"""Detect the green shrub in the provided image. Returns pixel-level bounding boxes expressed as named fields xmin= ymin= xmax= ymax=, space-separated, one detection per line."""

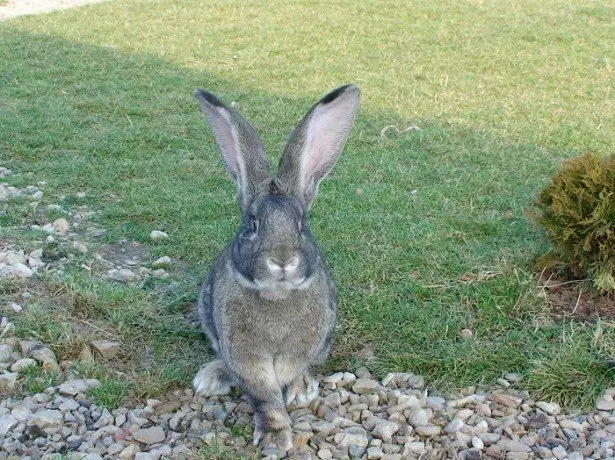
xmin=534 ymin=152 xmax=615 ymax=292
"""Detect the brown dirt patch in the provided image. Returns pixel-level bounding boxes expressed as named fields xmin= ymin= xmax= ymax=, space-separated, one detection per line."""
xmin=540 ymin=269 xmax=615 ymax=321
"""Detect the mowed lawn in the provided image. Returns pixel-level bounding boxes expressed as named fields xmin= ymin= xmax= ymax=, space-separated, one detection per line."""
xmin=1 ymin=0 xmax=614 ymax=408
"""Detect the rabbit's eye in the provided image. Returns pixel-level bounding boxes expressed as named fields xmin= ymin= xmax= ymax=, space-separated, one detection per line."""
xmin=247 ymin=215 xmax=258 ymax=233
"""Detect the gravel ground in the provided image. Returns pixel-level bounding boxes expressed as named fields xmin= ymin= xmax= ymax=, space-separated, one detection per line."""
xmin=2 ymin=337 xmax=615 ymax=460
xmin=0 ymin=0 xmax=106 ymax=21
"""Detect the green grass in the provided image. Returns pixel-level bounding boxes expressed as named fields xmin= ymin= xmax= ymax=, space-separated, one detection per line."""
xmin=1 ymin=0 xmax=614 ymax=409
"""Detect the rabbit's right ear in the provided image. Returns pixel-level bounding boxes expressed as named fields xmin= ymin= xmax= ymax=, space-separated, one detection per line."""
xmin=194 ymin=89 xmax=272 ymax=212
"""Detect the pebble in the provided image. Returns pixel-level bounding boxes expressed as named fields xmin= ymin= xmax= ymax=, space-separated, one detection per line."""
xmin=52 ymin=218 xmax=70 ymax=233
xmin=149 ymin=230 xmax=168 ymax=241
xmin=90 ymin=340 xmax=120 ymax=359
xmin=132 ymin=426 xmax=165 ymax=444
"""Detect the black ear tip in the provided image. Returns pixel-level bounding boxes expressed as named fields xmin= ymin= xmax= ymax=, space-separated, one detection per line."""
xmin=321 ymin=84 xmax=360 ymax=104
xmin=193 ymin=89 xmax=225 ymax=107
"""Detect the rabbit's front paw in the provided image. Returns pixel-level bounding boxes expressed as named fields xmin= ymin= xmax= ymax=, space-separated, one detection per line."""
xmin=284 ymin=372 xmax=319 ymax=408
xmin=193 ymin=360 xmax=232 ymax=396
xmin=253 ymin=411 xmax=292 ymax=452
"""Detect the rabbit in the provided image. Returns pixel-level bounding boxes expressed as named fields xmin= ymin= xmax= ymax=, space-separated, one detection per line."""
xmin=191 ymin=84 xmax=360 ymax=451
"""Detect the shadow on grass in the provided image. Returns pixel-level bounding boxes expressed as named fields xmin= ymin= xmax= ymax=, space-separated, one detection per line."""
xmin=1 ymin=27 xmax=612 ymax=404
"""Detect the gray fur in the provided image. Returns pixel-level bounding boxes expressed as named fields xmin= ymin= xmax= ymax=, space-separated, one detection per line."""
xmin=193 ymin=85 xmax=360 ymax=451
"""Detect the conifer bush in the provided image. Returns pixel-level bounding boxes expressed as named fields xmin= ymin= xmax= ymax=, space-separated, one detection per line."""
xmin=534 ymin=152 xmax=615 ymax=293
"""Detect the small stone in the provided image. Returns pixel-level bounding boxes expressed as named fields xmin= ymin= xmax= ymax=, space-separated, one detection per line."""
xmin=32 ymin=410 xmax=63 ymax=428
xmin=151 ymin=256 xmax=172 ymax=268
xmin=107 ymin=268 xmax=138 ymax=283
xmin=415 ymin=425 xmax=441 ymax=437
xmin=151 ymin=268 xmax=168 ymax=279
xmin=408 ymin=409 xmax=431 ymax=427
xmin=489 ymin=393 xmax=522 ymax=408
xmin=0 ymin=344 xmax=13 ymax=361
xmin=597 ymin=398 xmax=615 ymax=411
xmin=552 ymin=445 xmax=567 ymax=459
xmin=132 ymin=426 xmax=165 ymax=444
xmin=150 ymin=230 xmax=168 ymax=241
xmin=52 ymin=218 xmax=70 ymax=233
xmin=90 ymin=340 xmax=121 ymax=359
xmin=324 ymin=392 xmax=341 ymax=408
xmin=372 ymin=419 xmax=399 ymax=442
xmin=504 ymin=372 xmax=522 ymax=383
xmin=10 ymin=302 xmax=22 ymax=313
xmin=119 ymin=444 xmax=141 ymax=458
xmin=0 ymin=414 xmax=18 ymax=436
xmin=367 ymin=446 xmax=384 ymax=459
xmin=72 ymin=242 xmax=88 ymax=253
xmin=0 ymin=372 xmax=18 ymax=391
xmin=445 ymin=418 xmax=464 ymax=434
xmin=460 ymin=328 xmax=474 ymax=339
xmin=498 ymin=439 xmax=531 ymax=453
xmin=59 ymin=378 xmax=101 ymax=396
xmin=10 ymin=358 xmax=37 ymax=372
xmin=471 ymin=436 xmax=484 ymax=449
xmin=323 ymin=372 xmax=344 ymax=384
xmin=536 ymin=401 xmax=561 ymax=415
xmin=0 ymin=263 xmax=34 ymax=277
xmin=352 ymin=378 xmax=380 ymax=394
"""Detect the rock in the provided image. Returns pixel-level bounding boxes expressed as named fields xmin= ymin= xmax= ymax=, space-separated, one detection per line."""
xmin=119 ymin=444 xmax=141 ymax=458
xmin=372 ymin=419 xmax=399 ymax=442
xmin=10 ymin=358 xmax=37 ymax=372
xmin=415 ymin=425 xmax=441 ymax=437
xmin=90 ymin=340 xmax=121 ymax=359
xmin=498 ymin=439 xmax=532 ymax=453
xmin=552 ymin=445 xmax=567 ymax=459
xmin=52 ymin=218 xmax=70 ymax=233
xmin=59 ymin=378 xmax=101 ymax=396
xmin=72 ymin=242 xmax=88 ymax=253
xmin=352 ymin=378 xmax=380 ymax=394
xmin=0 ymin=344 xmax=12 ymax=361
xmin=334 ymin=432 xmax=369 ymax=448
xmin=0 ymin=263 xmax=34 ymax=277
xmin=10 ymin=302 xmax=23 ymax=312
xmin=151 ymin=256 xmax=172 ymax=268
xmin=597 ymin=398 xmax=615 ymax=411
xmin=0 ymin=414 xmax=18 ymax=436
xmin=408 ymin=409 xmax=431 ymax=427
xmin=150 ymin=230 xmax=168 ymax=241
xmin=107 ymin=268 xmax=138 ymax=283
xmin=445 ymin=418 xmax=464 ymax=434
xmin=460 ymin=328 xmax=474 ymax=339
xmin=504 ymin=372 xmax=522 ymax=383
xmin=0 ymin=372 xmax=18 ymax=391
xmin=324 ymin=392 xmax=341 ymax=408
xmin=471 ymin=436 xmax=484 ymax=449
xmin=32 ymin=410 xmax=63 ymax=428
xmin=132 ymin=426 xmax=165 ymax=444
xmin=536 ymin=401 xmax=560 ymax=415
xmin=489 ymin=393 xmax=522 ymax=408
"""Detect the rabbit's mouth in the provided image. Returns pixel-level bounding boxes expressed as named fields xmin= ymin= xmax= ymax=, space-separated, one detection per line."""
xmin=253 ymin=275 xmax=314 ymax=293
xmin=230 ymin=260 xmax=315 ymax=293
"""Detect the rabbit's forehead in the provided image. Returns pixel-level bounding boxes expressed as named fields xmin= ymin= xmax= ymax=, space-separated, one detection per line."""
xmin=251 ymin=195 xmax=303 ymax=222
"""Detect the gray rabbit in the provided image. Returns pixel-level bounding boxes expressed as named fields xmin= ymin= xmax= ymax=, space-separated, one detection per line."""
xmin=192 ymin=85 xmax=360 ymax=451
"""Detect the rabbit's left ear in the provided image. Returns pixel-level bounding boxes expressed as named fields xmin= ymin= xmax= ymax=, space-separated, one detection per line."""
xmin=194 ymin=89 xmax=272 ymax=212
xmin=274 ymin=85 xmax=360 ymax=209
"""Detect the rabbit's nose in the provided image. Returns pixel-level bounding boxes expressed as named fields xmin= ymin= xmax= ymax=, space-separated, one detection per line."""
xmin=266 ymin=256 xmax=299 ymax=273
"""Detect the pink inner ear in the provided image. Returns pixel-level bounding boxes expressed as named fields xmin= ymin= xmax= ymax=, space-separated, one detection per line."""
xmin=300 ymin=95 xmax=359 ymax=188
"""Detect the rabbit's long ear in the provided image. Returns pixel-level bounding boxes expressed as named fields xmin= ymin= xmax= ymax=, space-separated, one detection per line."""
xmin=194 ymin=89 xmax=272 ymax=212
xmin=274 ymin=85 xmax=360 ymax=209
